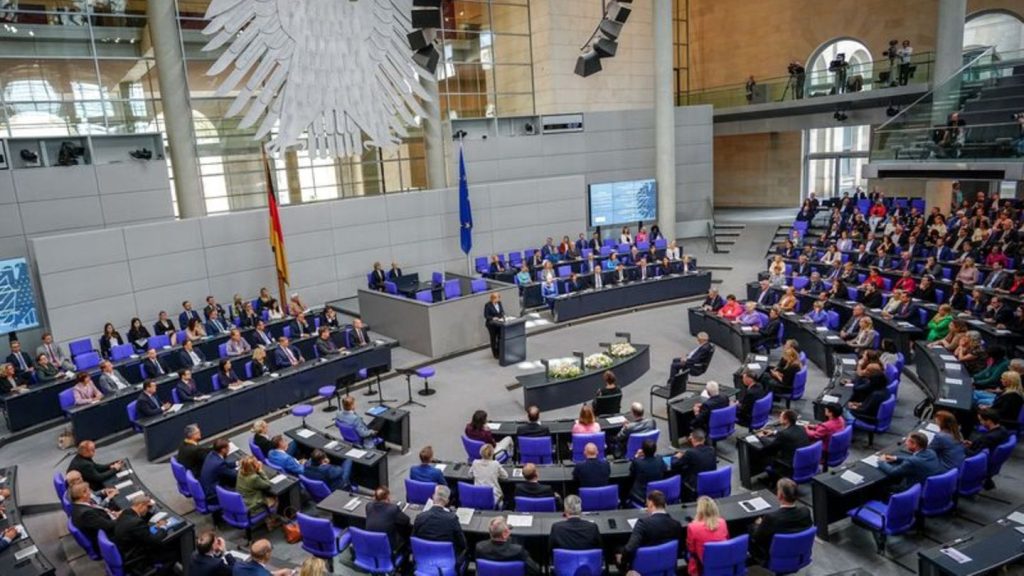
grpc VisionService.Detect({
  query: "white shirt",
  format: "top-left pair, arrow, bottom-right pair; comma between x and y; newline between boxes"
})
898,46 -> 913,64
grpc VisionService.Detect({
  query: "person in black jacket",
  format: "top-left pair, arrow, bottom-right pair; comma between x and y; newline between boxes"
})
177,424 -> 209,478
484,292 -> 507,359
475,517 -> 541,576
515,406 -> 550,438
628,440 -> 667,505
753,307 -> 783,353
188,530 -> 236,576
68,440 -> 124,491
141,348 -> 171,379
549,495 -> 602,551
136,379 -> 169,418
757,410 -> 811,480
675,333 -> 715,377
617,490 -> 684,571
670,429 -> 717,501
572,443 -> 611,487
365,487 -> 411,555
688,381 -> 730,437
69,482 -> 118,550
749,478 -> 813,564
966,408 -> 1011,458
411,485 -> 467,562
514,463 -> 559,508
113,495 -> 175,572
847,387 -> 890,425
736,370 -> 767,428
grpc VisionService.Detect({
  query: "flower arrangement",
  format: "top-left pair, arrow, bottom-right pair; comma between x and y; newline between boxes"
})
608,342 -> 636,358
548,359 -> 582,379
584,353 -> 613,370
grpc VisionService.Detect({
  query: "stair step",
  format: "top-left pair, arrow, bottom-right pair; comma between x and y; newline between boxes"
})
716,240 -> 737,245
714,224 -> 746,229
715,232 -> 743,237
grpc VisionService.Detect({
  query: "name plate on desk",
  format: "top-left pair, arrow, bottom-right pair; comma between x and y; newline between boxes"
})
346,449 -> 367,459
939,548 -> 973,564
826,335 -> 841,341
740,326 -> 754,332
939,354 -> 958,362
861,455 -> 880,468
754,355 -> 768,362
270,475 -> 288,484
606,416 -> 627,425
456,507 -> 474,525
116,470 -> 132,478
506,514 -> 533,528
943,363 -> 961,371
746,363 -> 762,371
324,441 -> 339,450
815,326 -> 828,332
821,394 -> 839,403
841,358 -> 856,366
343,497 -> 362,511
14,545 -> 38,561
945,378 -> 963,385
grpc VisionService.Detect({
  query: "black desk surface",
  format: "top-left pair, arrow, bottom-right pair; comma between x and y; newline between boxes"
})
439,459 -> 634,486
486,416 -> 627,438
0,467 -> 55,576
285,426 -> 389,489
552,272 -> 711,323
917,505 -> 1024,576
516,345 -> 650,412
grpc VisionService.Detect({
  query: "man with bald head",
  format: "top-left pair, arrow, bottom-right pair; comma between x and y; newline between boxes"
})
572,442 -> 610,487
68,440 -> 123,491
232,539 -> 293,576
70,482 -> 119,549
65,470 -> 119,509
113,495 -> 173,571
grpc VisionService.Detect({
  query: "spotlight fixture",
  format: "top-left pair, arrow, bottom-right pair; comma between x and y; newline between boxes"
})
409,0 -> 442,74
452,129 -> 468,140
886,104 -> 900,117
19,149 -> 38,163
575,0 -> 633,77
575,50 -> 603,78
129,148 -> 153,160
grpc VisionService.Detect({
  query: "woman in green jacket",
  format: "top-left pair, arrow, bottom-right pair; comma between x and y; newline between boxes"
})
235,456 -> 280,528
926,304 -> 953,341
973,346 -> 1009,390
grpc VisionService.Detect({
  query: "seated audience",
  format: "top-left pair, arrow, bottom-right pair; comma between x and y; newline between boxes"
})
628,439 -> 666,505
749,478 -> 813,565
550,494 -> 602,551
470,444 -> 508,506
614,402 -> 656,457
878,432 -> 943,492
409,446 -> 445,484
516,405 -> 550,437
670,429 -> 717,502
267,435 -> 305,475
686,496 -> 728,575
336,395 -> 380,448
136,379 -> 170,417
476,516 -> 541,575
464,409 -> 514,458
572,443 -> 611,487
572,404 -> 601,434
412,485 -> 467,561
303,449 -> 352,491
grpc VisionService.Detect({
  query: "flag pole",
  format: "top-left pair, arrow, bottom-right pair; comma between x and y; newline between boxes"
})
261,144 -> 289,308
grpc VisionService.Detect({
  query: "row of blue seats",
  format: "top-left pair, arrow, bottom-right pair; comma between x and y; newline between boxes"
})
474,238 -> 672,273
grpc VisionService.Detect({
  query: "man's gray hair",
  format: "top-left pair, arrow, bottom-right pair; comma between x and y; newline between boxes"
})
697,332 -> 709,342
184,424 -> 200,439
1010,358 -> 1024,372
488,516 -> 508,539
564,495 -> 582,516
706,381 -> 719,395
433,484 -> 451,506
630,402 -> 644,417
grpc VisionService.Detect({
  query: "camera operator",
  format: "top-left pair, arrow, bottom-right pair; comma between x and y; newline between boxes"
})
1012,112 -> 1024,156
787,61 -> 805,99
745,76 -> 757,103
883,40 -> 899,86
897,40 -> 914,86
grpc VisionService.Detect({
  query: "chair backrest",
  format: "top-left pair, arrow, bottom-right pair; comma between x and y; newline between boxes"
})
110,343 -> 134,361
655,238 -> 668,249
552,549 -> 603,576
696,466 -> 732,499
508,252 -> 523,265
515,496 -> 557,512
646,475 -> 681,504
792,441 -> 822,483
59,389 -> 76,415
186,471 -> 218,514
825,311 -> 840,330
557,265 -> 571,277
432,271 -> 445,285
383,281 -> 398,295
171,388 -> 182,405
826,425 -> 853,467
444,279 -> 461,299
475,257 -> 489,273
216,343 -> 228,358
626,429 -> 660,460
216,485 -> 258,528
702,534 -> 749,575
74,351 -> 101,371
296,512 -> 342,558
149,335 -> 170,349
579,485 -> 618,511
885,363 -> 900,383
247,440 -> 266,463
211,373 -> 222,391
338,422 -> 363,445
68,517 -> 101,560
282,325 -> 292,340
457,481 -> 495,509
126,401 -> 140,431
921,468 -> 959,516
350,526 -> 398,575
789,368 -> 808,401
989,434 -> 1017,477
518,436 -> 553,465
53,471 -> 67,501
958,452 -> 988,496
97,530 -> 124,576
592,392 -> 621,416
404,478 -> 437,505
767,526 -> 816,575
708,405 -> 737,442
461,435 -> 486,462
298,475 -> 332,502
668,370 -> 690,398
875,396 -> 897,431
886,483 -> 922,534
792,276 -> 809,290
69,338 -> 94,359
476,559 -> 526,576
632,540 -> 678,576
571,433 -> 606,462
169,457 -> 191,497
750,392 -> 774,429
471,278 -> 488,294
416,290 -> 433,303
411,537 -> 458,576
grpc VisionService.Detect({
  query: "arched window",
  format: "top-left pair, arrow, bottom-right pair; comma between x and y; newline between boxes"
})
807,38 -> 873,96
964,10 -> 1024,54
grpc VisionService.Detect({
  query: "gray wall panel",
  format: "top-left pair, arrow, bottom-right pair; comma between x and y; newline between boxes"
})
123,219 -> 204,260
388,215 -> 445,246
0,172 -> 15,205
204,240 -> 274,275
43,262 -> 133,308
133,281 -> 213,325
200,211 -> 268,247
333,222 -> 391,255
206,268 -> 277,303
0,204 -> 24,238
0,236 -> 28,259
129,251 -> 209,291
285,229 -> 335,262
288,257 -> 337,289
20,196 -> 105,235
13,165 -> 98,202
281,203 -> 334,233
48,294 -> 138,344
100,190 -> 176,225
32,228 -> 127,275
330,196 -> 389,227
95,163 -> 171,195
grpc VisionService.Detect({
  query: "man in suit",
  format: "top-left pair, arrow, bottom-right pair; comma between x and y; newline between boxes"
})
572,443 -> 611,487
335,395 -> 379,448
985,262 -> 1011,291
614,402 -> 656,458
412,485 -> 467,561
36,332 -> 74,371
735,370 -> 767,428
484,292 -> 506,359
314,327 -> 340,357
840,304 -> 866,341
754,307 -> 782,353
232,539 -> 291,576
136,379 -> 169,418
612,263 -> 629,284
6,340 -> 34,383
69,482 -> 118,550
272,336 -> 304,368
177,424 -> 208,478
617,490 -> 684,570
176,369 -> 201,402
68,440 -> 124,491
749,478 -> 813,564
349,318 -> 371,347
670,429 -> 717,501
753,279 -> 777,306
984,295 -> 1014,326
199,439 -> 237,501
689,380 -> 731,437
476,516 -> 541,575
886,291 -> 917,321
549,495 -> 601,551
153,311 -> 177,338
178,339 -> 207,369
188,530 -> 236,576
966,408 -> 1011,458
95,360 -> 129,395
225,329 -> 251,356
303,449 -> 352,491
203,296 -> 227,321
369,262 -> 388,291
365,486 -> 411,555
249,320 -> 275,348
388,262 -> 403,281
179,301 -> 202,331
934,238 -> 953,262
757,409 -> 811,479
514,463 -> 558,505
515,406 -> 550,437
204,309 -> 230,336
113,494 -> 175,571
878,432 -> 944,493
410,446 -> 446,484
673,332 -> 714,378
791,255 -> 811,277
142,348 -> 170,379
540,237 -> 556,259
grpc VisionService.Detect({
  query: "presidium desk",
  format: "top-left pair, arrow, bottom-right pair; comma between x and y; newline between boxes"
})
550,271 -> 711,323
515,344 -> 651,411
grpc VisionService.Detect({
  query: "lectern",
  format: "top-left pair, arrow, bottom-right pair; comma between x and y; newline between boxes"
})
498,317 -> 528,366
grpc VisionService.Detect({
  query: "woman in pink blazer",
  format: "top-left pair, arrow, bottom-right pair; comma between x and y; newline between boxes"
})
686,496 -> 729,575
72,374 -> 104,406
805,402 -> 846,453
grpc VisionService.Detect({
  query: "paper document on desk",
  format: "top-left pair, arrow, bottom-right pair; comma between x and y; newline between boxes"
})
1006,511 -> 1024,525
841,358 -> 856,365
14,545 -> 38,561
512,468 -> 523,478
228,551 -> 250,562
346,449 -> 367,458
744,435 -> 760,445
324,441 -> 339,451
433,463 -> 447,472
343,498 -> 362,511
939,354 -> 957,361
485,423 -> 501,431
944,363 -> 961,371
506,515 -> 533,528
114,480 -> 133,490
945,378 -> 963,385
861,455 -> 880,468
925,423 -> 940,432
168,404 -> 183,413
116,470 -> 132,478
822,394 -> 839,403
815,326 -> 828,332
740,326 -> 754,332
296,429 -> 316,438
606,416 -> 627,424
150,512 -> 168,524
939,548 -> 972,564
826,335 -> 842,341
125,490 -> 145,501
627,518 -> 638,529
754,355 -> 768,362
456,508 -> 474,525
740,497 -> 771,513
228,442 -> 239,454
840,470 -> 864,485
921,430 -> 935,442
270,475 -> 288,484
746,363 -> 762,371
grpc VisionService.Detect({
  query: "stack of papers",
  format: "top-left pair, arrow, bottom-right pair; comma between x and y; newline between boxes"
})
168,404 -> 183,413
746,363 -> 762,371
606,416 -> 627,424
296,429 -> 316,438
324,441 -> 339,451
822,394 -> 839,403
506,515 -> 533,528
740,326 -> 754,332
1006,511 -> 1024,525
744,435 -> 761,445
433,463 -> 447,472
228,442 -> 239,454
456,508 -> 474,525
343,498 -> 362,511
14,545 -> 38,561
270,475 -> 288,484
939,548 -> 972,564
485,423 -> 501,431
841,358 -> 857,366
840,470 -> 864,485
754,355 -> 769,362
739,497 -> 771,512
346,448 -> 367,459
861,455 -> 880,468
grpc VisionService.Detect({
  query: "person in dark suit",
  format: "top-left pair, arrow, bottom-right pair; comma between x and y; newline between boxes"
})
369,262 -> 388,291
388,262 -> 403,281
628,440 -> 667,505
204,309 -> 230,336
152,311 -> 176,339
412,485 -> 467,561
549,495 -> 602,551
113,495 -> 174,571
475,517 -> 541,575
289,312 -> 314,338
178,339 -> 207,369
177,424 -> 209,477
365,487 -> 411,554
754,307 -> 782,353
303,449 -> 352,491
753,280 -> 777,306
670,429 -> 717,501
757,410 -> 811,480
231,539 -> 285,576
860,283 -> 883,309
966,408 -> 1011,458
314,327 -> 340,357
514,463 -> 558,507
749,478 -> 813,564
272,337 -> 304,368
847,386 -> 890,425
572,443 -> 611,487
136,379 -> 169,418
5,340 -> 35,383
349,318 -> 371,347
878,432 -> 944,493
203,296 -> 227,322
689,381 -> 730,437
68,440 -> 124,491
736,370 -> 767,428
69,482 -> 117,550
248,320 -> 275,349
176,369 -> 201,402
199,439 -> 237,501
484,292 -> 506,359
515,406 -> 550,437
188,531 -> 236,576
179,301 -> 202,332
488,255 -> 506,275
617,490 -> 684,570
141,348 -> 170,379
674,332 -> 714,377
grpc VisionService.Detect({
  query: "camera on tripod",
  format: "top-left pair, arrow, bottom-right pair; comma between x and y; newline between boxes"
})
57,141 -> 85,166
882,40 -> 899,59
787,62 -> 804,76
828,53 -> 848,72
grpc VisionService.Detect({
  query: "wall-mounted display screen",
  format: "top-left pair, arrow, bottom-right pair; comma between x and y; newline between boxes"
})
0,258 -> 40,333
588,179 -> 657,227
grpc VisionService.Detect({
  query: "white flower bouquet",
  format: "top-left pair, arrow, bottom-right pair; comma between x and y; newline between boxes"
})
548,359 -> 582,379
584,353 -> 613,370
608,342 -> 636,357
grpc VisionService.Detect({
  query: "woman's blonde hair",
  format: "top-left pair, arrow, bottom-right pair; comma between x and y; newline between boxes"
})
1002,371 -> 1023,396
251,420 -> 268,434
695,496 -> 721,531
299,558 -> 327,576
252,347 -> 266,362
937,304 -> 951,316
479,444 -> 494,460
578,404 -> 596,426
239,455 -> 260,476
781,347 -> 800,367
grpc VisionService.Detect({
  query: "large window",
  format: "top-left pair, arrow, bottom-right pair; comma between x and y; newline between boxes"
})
807,38 -> 873,96
964,11 -> 1024,55
804,125 -> 870,200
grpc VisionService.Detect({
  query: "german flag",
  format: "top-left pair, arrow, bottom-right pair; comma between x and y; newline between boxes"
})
262,147 -> 289,286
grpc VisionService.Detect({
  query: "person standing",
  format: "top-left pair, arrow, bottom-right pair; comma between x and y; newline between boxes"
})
484,292 -> 506,359
897,40 -> 913,86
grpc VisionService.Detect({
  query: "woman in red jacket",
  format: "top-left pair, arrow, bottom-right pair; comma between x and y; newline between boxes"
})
805,403 -> 846,455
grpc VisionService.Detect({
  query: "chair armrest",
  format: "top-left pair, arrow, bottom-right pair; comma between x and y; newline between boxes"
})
852,503 -> 887,529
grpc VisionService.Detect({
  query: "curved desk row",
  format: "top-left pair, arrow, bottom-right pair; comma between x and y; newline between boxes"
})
439,459 -> 634,505
516,345 -> 650,411
551,272 -> 711,323
917,503 -> 1024,575
666,386 -> 740,445
913,342 -> 974,411
687,308 -> 758,361
486,417 -> 627,463
0,467 -> 55,576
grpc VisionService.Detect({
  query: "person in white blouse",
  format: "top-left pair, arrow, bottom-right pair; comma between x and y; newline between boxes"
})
619,226 -> 632,245
666,240 -> 681,261
469,444 -> 508,506
821,245 -> 842,266
836,232 -> 853,253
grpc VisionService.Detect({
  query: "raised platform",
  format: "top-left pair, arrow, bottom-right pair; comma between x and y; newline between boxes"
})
516,344 -> 650,411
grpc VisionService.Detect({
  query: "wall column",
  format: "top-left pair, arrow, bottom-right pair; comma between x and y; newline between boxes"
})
931,0 -> 966,123
925,180 -> 955,214
421,77 -> 447,189
654,0 -> 677,239
147,0 -> 205,218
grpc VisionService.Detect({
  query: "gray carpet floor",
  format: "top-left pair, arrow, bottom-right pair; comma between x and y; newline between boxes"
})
3,208 -> 1022,576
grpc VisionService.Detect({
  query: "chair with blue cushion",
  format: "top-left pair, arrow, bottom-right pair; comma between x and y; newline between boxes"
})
98,530 -> 128,576
552,549 -> 602,576
988,434 -> 1017,481
444,279 -> 462,299
248,440 -> 267,463
749,392 -> 773,430
297,512 -> 350,571
74,351 -> 101,371
384,281 -> 398,295
282,326 -> 292,340
708,405 -> 737,446
696,466 -> 732,498
110,344 -> 135,362
626,429 -> 660,460
579,485 -> 618,511
433,272 -> 445,285
69,338 -> 95,360
416,290 -> 433,303
59,389 -> 75,418
126,401 -> 141,433
475,257 -> 489,274
350,526 -> 404,575
411,537 -> 462,576
405,478 -> 437,506
920,468 -> 959,518
825,311 -> 840,330
476,559 -> 524,576
171,388 -> 182,404
847,483 -> 921,553
884,363 -> 900,384
217,485 -> 269,545
644,475 -> 681,505
53,471 -> 67,501
457,481 -> 497,510
824,425 -> 853,470
791,441 -> 822,484
515,496 -> 556,512
571,433 -> 606,462
767,526 -> 816,575
218,343 -> 229,358
792,276 -> 809,290
631,540 -> 678,576
518,436 -> 553,465
702,534 -> 748,575
68,517 -> 101,560
339,422 -> 384,449
471,278 -> 488,294
299,475 -> 333,503
186,471 -> 220,516
149,334 -> 170,349
958,452 -> 988,497
211,373 -> 223,391
852,395 -> 896,447
777,369 -> 806,409
508,252 -> 522,267
169,457 -> 191,498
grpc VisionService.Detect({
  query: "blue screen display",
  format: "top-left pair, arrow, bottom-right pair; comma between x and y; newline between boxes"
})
0,258 -> 40,333
588,179 -> 657,228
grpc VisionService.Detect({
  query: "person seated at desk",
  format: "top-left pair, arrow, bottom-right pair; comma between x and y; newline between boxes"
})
611,263 -> 629,284
880,288 -> 904,316
6,340 -> 34,383
670,429 -> 716,502
699,289 -> 723,313
35,352 -> 63,384
550,494 -> 602,552
753,279 -> 777,307
878,432 -> 943,493
180,300 -> 203,332
94,360 -> 130,396
476,517 -> 541,576
186,318 -> 207,342
926,304 -> 953,342
235,459 -> 282,535
594,369 -> 621,408
488,255 -> 505,275
249,320 -> 275,349
412,485 -> 468,561
541,278 -> 558,305
288,293 -> 308,317
265,299 -> 285,320
688,381 -> 730,437
349,318 -> 371,348
665,240 -> 681,261
303,448 -> 352,491
849,317 -> 878,353
320,307 -> 341,330
37,332 -> 75,371
885,290 -> 916,321
615,402 -> 656,458
465,408 -> 515,458
369,261 -> 387,291
892,270 -> 916,294
974,371 -> 1024,423
572,404 -> 601,434
410,445 -> 445,484
99,322 -> 125,359
267,435 -> 306,474
176,369 -> 200,402
470,444 -> 508,507
136,379 -> 170,417
791,255 -> 811,278
541,261 -> 556,283
289,312 -> 314,339
777,287 -> 797,313
177,424 -> 209,477
748,478 -> 813,566
736,301 -> 767,329
336,395 -> 380,448
634,257 -> 652,281
72,372 -> 103,405
802,300 -> 828,327
805,403 -> 845,457
859,283 -> 883,309
803,271 -> 827,295
200,439 -> 238,502
527,250 -> 545,270
179,339 -> 207,369
966,408 -> 1011,475
189,530 -> 236,576
386,262 -> 403,281
983,295 -> 1014,327
761,348 -> 801,397
717,294 -> 743,321
203,296 -> 227,322
516,405 -> 550,437
603,253 -> 620,272
273,336 -> 304,368
847,355 -> 887,403
127,317 -> 151,353
217,359 -> 242,388
735,370 -> 768,428
756,409 -> 810,480
572,443 -> 610,487
515,463 -> 560,507
69,440 -> 124,491
566,272 -> 586,292
957,257 -> 980,286
617,490 -> 684,572
954,332 -> 988,375
515,264 -> 532,285
314,326 -> 340,357
225,329 -> 252,356
113,494 -> 176,573
153,311 -> 177,342
846,380 -> 890,428
69,482 -> 118,551
540,237 -> 557,260
205,309 -> 231,337
929,411 -> 966,471
236,302 -> 260,330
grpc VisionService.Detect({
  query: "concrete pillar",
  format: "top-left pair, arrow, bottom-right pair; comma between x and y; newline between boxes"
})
932,0 -> 966,123
925,180 -> 955,215
147,0 -> 205,218
421,77 -> 447,189
284,150 -> 303,204
654,0 -> 677,239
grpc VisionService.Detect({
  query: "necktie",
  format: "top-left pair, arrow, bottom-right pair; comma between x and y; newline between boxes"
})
15,353 -> 25,370
154,360 -> 163,375
47,344 -> 57,364
190,351 -> 200,365
284,347 -> 296,365
357,329 -> 365,345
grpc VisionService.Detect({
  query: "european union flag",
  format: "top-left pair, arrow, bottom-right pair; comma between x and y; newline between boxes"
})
459,144 -> 473,255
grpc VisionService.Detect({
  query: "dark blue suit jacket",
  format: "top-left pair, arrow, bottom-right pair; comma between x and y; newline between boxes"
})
189,552 -> 235,576
273,345 -> 303,368
572,458 -> 611,487
179,310 -> 201,331
231,560 -> 271,576
136,392 -> 163,418
199,452 -> 237,498
178,347 -> 207,368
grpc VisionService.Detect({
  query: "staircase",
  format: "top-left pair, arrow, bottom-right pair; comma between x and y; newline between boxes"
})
708,222 -> 744,254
